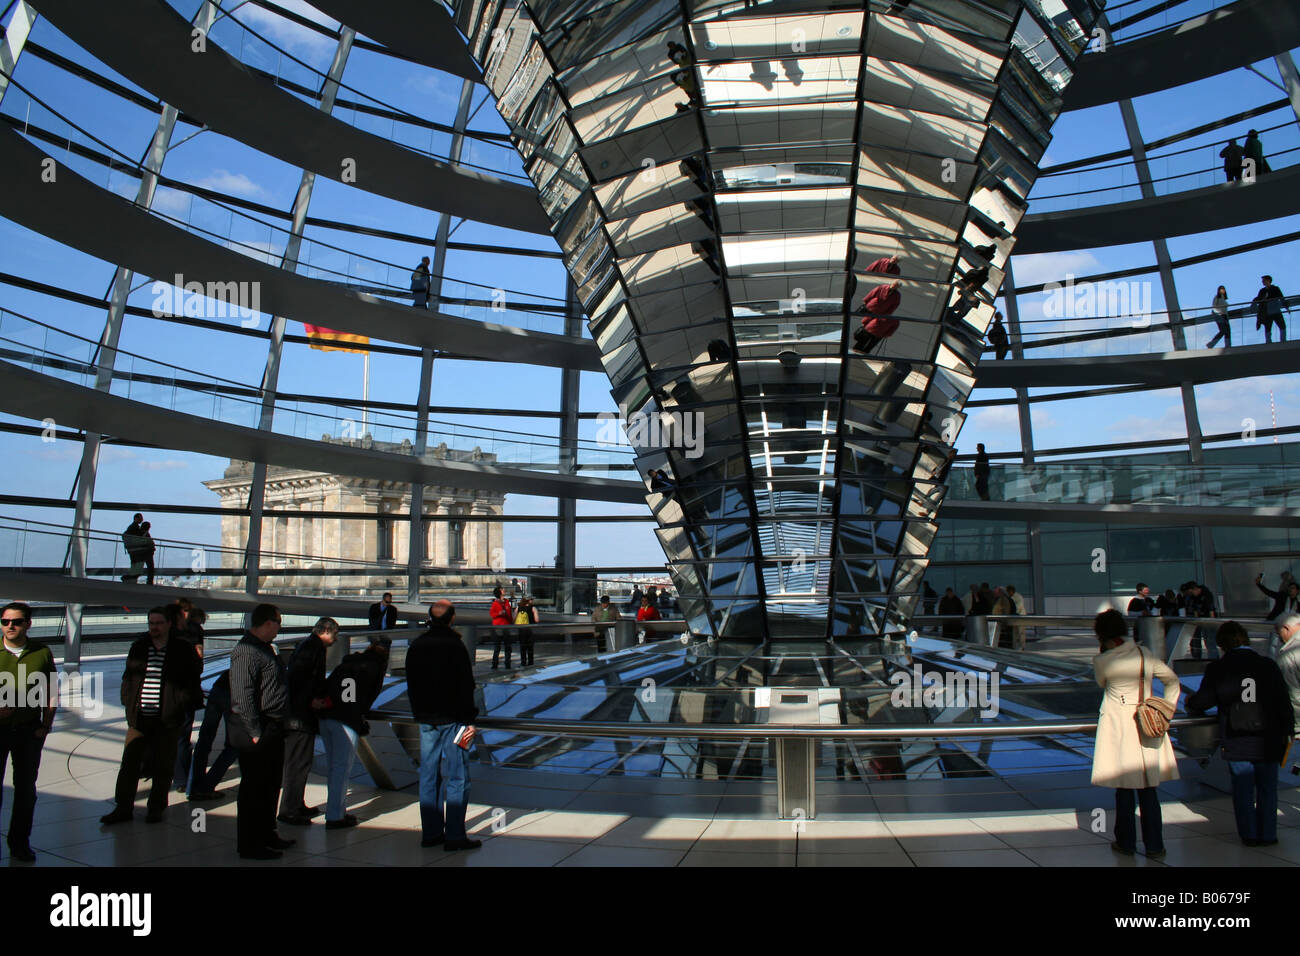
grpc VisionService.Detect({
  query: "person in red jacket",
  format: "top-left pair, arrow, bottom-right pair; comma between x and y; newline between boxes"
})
864,255 -> 901,276
489,586 -> 514,670
636,595 -> 661,643
854,281 -> 902,353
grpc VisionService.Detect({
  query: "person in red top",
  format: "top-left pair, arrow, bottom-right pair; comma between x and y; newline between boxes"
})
854,281 -> 902,354
489,586 -> 514,670
635,596 -> 662,644
864,255 -> 901,276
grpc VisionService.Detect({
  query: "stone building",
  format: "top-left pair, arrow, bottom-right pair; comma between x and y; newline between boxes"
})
204,437 -> 506,596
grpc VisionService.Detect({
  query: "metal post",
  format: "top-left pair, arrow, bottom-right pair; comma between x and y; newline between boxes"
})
1002,259 -> 1045,616
775,737 -> 815,820
0,3 -> 36,106
1275,52 -> 1300,125
613,618 -> 637,650
406,76 -> 475,604
245,26 -> 356,595
556,277 -> 582,614
64,101 -> 188,661
1136,615 -> 1166,660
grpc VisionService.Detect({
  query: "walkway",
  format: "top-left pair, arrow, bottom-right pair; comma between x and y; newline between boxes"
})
0,125 -> 599,371
1063,0 -> 1300,112
27,0 -> 551,235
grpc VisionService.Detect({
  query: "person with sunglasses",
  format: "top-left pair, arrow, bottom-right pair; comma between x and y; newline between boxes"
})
0,603 -> 55,862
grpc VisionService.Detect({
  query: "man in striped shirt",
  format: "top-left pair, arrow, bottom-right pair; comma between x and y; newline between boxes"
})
101,607 -> 202,825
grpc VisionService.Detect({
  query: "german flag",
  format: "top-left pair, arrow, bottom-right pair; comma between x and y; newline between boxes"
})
303,324 -> 369,353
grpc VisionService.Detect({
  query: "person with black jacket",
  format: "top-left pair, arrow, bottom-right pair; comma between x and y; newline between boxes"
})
973,444 -> 991,501
1252,275 -> 1287,343
317,637 -> 391,829
121,513 -> 145,583
101,607 -> 202,826
228,603 -> 293,860
277,617 -> 338,827
406,600 -> 480,852
1155,588 -> 1182,617
1183,581 -> 1218,660
368,593 -> 398,631
938,587 -> 965,640
166,599 -> 204,793
987,312 -> 1010,360
1185,621 -> 1294,846
1255,573 -> 1299,621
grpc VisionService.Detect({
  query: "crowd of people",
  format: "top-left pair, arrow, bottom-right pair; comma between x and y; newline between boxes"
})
87,599 -> 399,859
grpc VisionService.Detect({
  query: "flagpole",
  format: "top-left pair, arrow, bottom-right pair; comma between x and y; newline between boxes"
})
362,349 -> 370,437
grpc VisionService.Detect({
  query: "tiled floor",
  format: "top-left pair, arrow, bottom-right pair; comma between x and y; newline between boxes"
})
5,660 -> 1299,867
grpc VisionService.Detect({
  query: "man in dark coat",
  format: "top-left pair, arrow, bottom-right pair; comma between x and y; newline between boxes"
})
406,600 -> 480,852
228,603 -> 293,859
121,513 -> 145,583
1243,130 -> 1270,176
1252,275 -> 1287,343
1219,138 -> 1243,182
987,311 -> 1010,360
368,593 -> 398,630
973,444 -> 991,501
938,588 -> 965,640
1255,573 -> 1299,621
1186,621 -> 1294,846
277,617 -> 338,826
101,607 -> 202,825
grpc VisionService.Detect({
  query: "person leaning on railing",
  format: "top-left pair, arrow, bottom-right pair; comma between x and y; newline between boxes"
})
636,595 -> 662,644
592,595 -> 619,652
514,597 -> 538,668
1185,621 -> 1294,847
316,635 -> 391,830
1090,608 -> 1180,860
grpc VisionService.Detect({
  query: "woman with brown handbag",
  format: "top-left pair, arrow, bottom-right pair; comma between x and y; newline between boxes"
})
1091,608 -> 1182,859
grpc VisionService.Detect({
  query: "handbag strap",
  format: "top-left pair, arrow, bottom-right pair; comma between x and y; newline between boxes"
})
1136,645 -> 1146,705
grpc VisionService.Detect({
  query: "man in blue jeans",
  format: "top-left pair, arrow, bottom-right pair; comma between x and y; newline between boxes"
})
405,600 -> 480,852
1186,620 -> 1294,846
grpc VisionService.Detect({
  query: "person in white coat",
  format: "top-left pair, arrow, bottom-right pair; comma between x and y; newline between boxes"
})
1090,608 -> 1182,859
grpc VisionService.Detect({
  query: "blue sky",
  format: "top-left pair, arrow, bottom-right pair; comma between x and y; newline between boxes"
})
0,1 -> 1297,573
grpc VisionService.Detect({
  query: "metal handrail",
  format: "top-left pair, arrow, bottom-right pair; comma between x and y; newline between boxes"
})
373,713 -> 1217,739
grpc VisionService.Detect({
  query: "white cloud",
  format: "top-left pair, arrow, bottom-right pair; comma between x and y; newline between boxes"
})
238,1 -> 338,57
1194,376 -> 1300,434
100,447 -> 190,472
1009,250 -> 1101,288
404,72 -> 459,110
150,187 -> 194,217
192,170 -> 266,199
